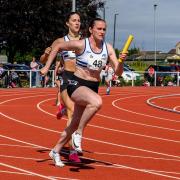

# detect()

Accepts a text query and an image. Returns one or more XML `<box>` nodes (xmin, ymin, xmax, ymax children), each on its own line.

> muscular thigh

<box><xmin>71</xmin><ymin>86</ymin><xmax>101</xmax><ymax>106</ymax></box>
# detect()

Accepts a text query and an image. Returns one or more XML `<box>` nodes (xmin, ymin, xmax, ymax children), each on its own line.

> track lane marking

<box><xmin>0</xmin><ymin>134</ymin><xmax>180</xmax><ymax>180</ymax></box>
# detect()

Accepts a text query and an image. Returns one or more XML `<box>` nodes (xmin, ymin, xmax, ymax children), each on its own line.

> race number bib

<box><xmin>87</xmin><ymin>55</ymin><xmax>106</xmax><ymax>70</ymax></box>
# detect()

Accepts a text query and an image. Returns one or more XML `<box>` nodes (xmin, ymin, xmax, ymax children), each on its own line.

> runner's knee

<box><xmin>91</xmin><ymin>96</ymin><xmax>102</xmax><ymax>111</ymax></box>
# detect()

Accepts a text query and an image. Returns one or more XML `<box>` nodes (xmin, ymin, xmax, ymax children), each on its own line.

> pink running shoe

<box><xmin>69</xmin><ymin>151</ymin><xmax>81</xmax><ymax>163</ymax></box>
<box><xmin>56</xmin><ymin>104</ymin><xmax>66</xmax><ymax>119</ymax></box>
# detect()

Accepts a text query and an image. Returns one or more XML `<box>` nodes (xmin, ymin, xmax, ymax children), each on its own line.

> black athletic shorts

<box><xmin>60</xmin><ymin>70</ymin><xmax>74</xmax><ymax>92</ymax></box>
<box><xmin>67</xmin><ymin>75</ymin><xmax>100</xmax><ymax>97</ymax></box>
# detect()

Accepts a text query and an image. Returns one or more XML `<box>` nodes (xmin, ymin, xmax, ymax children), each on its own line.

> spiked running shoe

<box><xmin>72</xmin><ymin>132</ymin><xmax>82</xmax><ymax>153</ymax></box>
<box><xmin>49</xmin><ymin>150</ymin><xmax>64</xmax><ymax>167</ymax></box>
<box><xmin>69</xmin><ymin>150</ymin><xmax>81</xmax><ymax>163</ymax></box>
<box><xmin>56</xmin><ymin>104</ymin><xmax>66</xmax><ymax>119</ymax></box>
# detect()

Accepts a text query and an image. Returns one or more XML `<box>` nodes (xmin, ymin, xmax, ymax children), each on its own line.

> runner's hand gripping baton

<box><xmin>118</xmin><ymin>34</ymin><xmax>134</xmax><ymax>62</ymax></box>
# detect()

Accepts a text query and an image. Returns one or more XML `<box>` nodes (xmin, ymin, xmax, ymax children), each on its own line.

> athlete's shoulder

<box><xmin>50</xmin><ymin>37</ymin><xmax>64</xmax><ymax>48</ymax></box>
<box><xmin>71</xmin><ymin>39</ymin><xmax>85</xmax><ymax>48</ymax></box>
<box><xmin>55</xmin><ymin>37</ymin><xmax>65</xmax><ymax>43</ymax></box>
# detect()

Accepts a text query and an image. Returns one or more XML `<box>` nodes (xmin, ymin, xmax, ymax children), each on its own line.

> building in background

<box><xmin>126</xmin><ymin>41</ymin><xmax>180</xmax><ymax>65</ymax></box>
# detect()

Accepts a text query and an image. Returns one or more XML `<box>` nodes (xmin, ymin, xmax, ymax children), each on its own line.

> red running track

<box><xmin>0</xmin><ymin>87</ymin><xmax>180</xmax><ymax>180</ymax></box>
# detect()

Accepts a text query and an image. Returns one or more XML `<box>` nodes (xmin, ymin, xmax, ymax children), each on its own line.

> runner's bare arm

<box><xmin>40</xmin><ymin>38</ymin><xmax>63</xmax><ymax>64</ymax></box>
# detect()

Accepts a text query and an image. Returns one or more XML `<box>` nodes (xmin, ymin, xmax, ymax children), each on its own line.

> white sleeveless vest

<box><xmin>60</xmin><ymin>35</ymin><xmax>76</xmax><ymax>61</ymax></box>
<box><xmin>76</xmin><ymin>38</ymin><xmax>108</xmax><ymax>71</ymax></box>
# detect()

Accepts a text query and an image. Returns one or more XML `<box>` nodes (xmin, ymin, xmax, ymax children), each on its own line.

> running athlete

<box><xmin>54</xmin><ymin>58</ymin><xmax>64</xmax><ymax>107</ymax></box>
<box><xmin>104</xmin><ymin>63</ymin><xmax>114</xmax><ymax>95</ymax></box>
<box><xmin>40</xmin><ymin>12</ymin><xmax>82</xmax><ymax>163</ymax></box>
<box><xmin>41</xmin><ymin>18</ymin><xmax>127</xmax><ymax>167</ymax></box>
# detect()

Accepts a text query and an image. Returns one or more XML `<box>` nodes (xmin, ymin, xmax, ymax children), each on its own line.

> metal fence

<box><xmin>0</xmin><ymin>70</ymin><xmax>55</xmax><ymax>88</ymax></box>
<box><xmin>0</xmin><ymin>69</ymin><xmax>179</xmax><ymax>88</ymax></box>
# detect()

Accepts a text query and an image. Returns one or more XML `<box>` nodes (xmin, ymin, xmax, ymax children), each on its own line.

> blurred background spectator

<box><xmin>30</xmin><ymin>56</ymin><xmax>39</xmax><ymax>87</ymax></box>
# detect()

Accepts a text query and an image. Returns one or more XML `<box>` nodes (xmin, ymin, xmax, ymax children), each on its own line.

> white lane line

<box><xmin>2</xmin><ymin>109</ymin><xmax>180</xmax><ymax>159</ymax></box>
<box><xmin>146</xmin><ymin>169</ymin><xmax>180</xmax><ymax>176</ymax></box>
<box><xmin>1</xmin><ymin>90</ymin><xmax>180</xmax><ymax>179</ymax></box>
<box><xmin>1</xmin><ymin>135</ymin><xmax>180</xmax><ymax>180</ymax></box>
<box><xmin>2</xmin><ymin>155</ymin><xmax>180</xmax><ymax>179</ymax></box>
<box><xmin>2</xmin><ymin>96</ymin><xmax>179</xmax><ymax>158</ymax></box>
<box><xmin>147</xmin><ymin>94</ymin><xmax>180</xmax><ymax>114</ymax></box>
<box><xmin>1</xmin><ymin>97</ymin><xmax>180</xmax><ymax>161</ymax></box>
<box><xmin>1</xmin><ymin>157</ymin><xmax>180</xmax><ymax>180</ymax></box>
<box><xmin>0</xmin><ymin>94</ymin><xmax>55</xmax><ymax>105</ymax></box>
<box><xmin>112</xmin><ymin>95</ymin><xmax>180</xmax><ymax>123</ymax></box>
<box><xmin>0</xmin><ymin>170</ymin><xmax>32</xmax><ymax>176</ymax></box>
<box><xmin>0</xmin><ymin>143</ymin><xmax>38</xmax><ymax>148</ymax></box>
<box><xmin>1</xmin><ymin>143</ymin><xmax>180</xmax><ymax>163</ymax></box>
<box><xmin>1</xmin><ymin>109</ymin><xmax>180</xmax><ymax>160</ymax></box>
<box><xmin>0</xmin><ymin>134</ymin><xmax>48</xmax><ymax>149</ymax></box>
<box><xmin>0</xmin><ymin>163</ymin><xmax>79</xmax><ymax>180</ymax></box>
<box><xmin>0</xmin><ymin>142</ymin><xmax>180</xmax><ymax>163</ymax></box>
<box><xmin>0</xmin><ymin>154</ymin><xmax>45</xmax><ymax>161</ymax></box>
<box><xmin>86</xmin><ymin>123</ymin><xmax>180</xmax><ymax>143</ymax></box>
<box><xmin>91</xmin><ymin>152</ymin><xmax>180</xmax><ymax>162</ymax></box>
<box><xmin>37</xmin><ymin>98</ymin><xmax>180</xmax><ymax>143</ymax></box>
<box><xmin>37</xmin><ymin>97</ymin><xmax>58</xmax><ymax>116</ymax></box>
<box><xmin>0</xmin><ymin>137</ymin><xmax>79</xmax><ymax>180</ymax></box>
<box><xmin>97</xmin><ymin>113</ymin><xmax>180</xmax><ymax>132</ymax></box>
<box><xmin>0</xmin><ymin>112</ymin><xmax>60</xmax><ymax>133</ymax></box>
<box><xmin>83</xmin><ymin>136</ymin><xmax>180</xmax><ymax>159</ymax></box>
<box><xmin>0</xmin><ymin>170</ymin><xmax>79</xmax><ymax>180</ymax></box>
<box><xmin>0</xmin><ymin>91</ymin><xmax>47</xmax><ymax>97</ymax></box>
<box><xmin>174</xmin><ymin>106</ymin><xmax>180</xmax><ymax>112</ymax></box>
<box><xmin>1</xmin><ymin>131</ymin><xmax>180</xmax><ymax>162</ymax></box>
<box><xmin>0</xmin><ymin>162</ymin><xmax>56</xmax><ymax>180</ymax></box>
<box><xmin>2</xmin><ymin>92</ymin><xmax>179</xmax><ymax>134</ymax></box>
<box><xmin>99</xmin><ymin>164</ymin><xmax>180</xmax><ymax>180</ymax></box>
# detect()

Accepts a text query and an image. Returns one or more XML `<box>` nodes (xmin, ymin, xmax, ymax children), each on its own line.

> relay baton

<box><xmin>118</xmin><ymin>34</ymin><xmax>134</xmax><ymax>62</ymax></box>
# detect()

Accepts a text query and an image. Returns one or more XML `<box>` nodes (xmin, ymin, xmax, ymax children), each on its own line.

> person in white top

<box><xmin>54</xmin><ymin>58</ymin><xmax>64</xmax><ymax>106</ymax></box>
<box><xmin>0</xmin><ymin>63</ymin><xmax>5</xmax><ymax>78</ymax></box>
<box><xmin>41</xmin><ymin>18</ymin><xmax>127</xmax><ymax>167</ymax></box>
<box><xmin>40</xmin><ymin>12</ymin><xmax>82</xmax><ymax>163</ymax></box>
<box><xmin>104</xmin><ymin>63</ymin><xmax>114</xmax><ymax>94</ymax></box>
<box><xmin>30</xmin><ymin>56</ymin><xmax>39</xmax><ymax>87</ymax></box>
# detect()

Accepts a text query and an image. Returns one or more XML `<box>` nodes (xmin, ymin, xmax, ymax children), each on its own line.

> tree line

<box><xmin>0</xmin><ymin>0</ymin><xmax>104</xmax><ymax>63</ymax></box>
